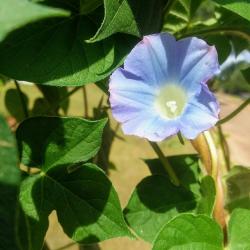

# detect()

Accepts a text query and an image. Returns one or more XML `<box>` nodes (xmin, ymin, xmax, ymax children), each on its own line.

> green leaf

<box><xmin>0</xmin><ymin>115</ymin><xmax>20</xmax><ymax>185</ymax></box>
<box><xmin>163</xmin><ymin>0</ymin><xmax>203</xmax><ymax>34</ymax></box>
<box><xmin>89</xmin><ymin>0</ymin><xmax>167</xmax><ymax>42</ymax></box>
<box><xmin>152</xmin><ymin>214</ymin><xmax>223</xmax><ymax>250</ymax></box>
<box><xmin>0</xmin><ymin>115</ymin><xmax>20</xmax><ymax>250</ymax></box>
<box><xmin>16</xmin><ymin>116</ymin><xmax>107</xmax><ymax>170</ymax></box>
<box><xmin>80</xmin><ymin>0</ymin><xmax>103</xmax><ymax>14</ymax></box>
<box><xmin>0</xmin><ymin>0</ymin><xmax>69</xmax><ymax>42</ymax></box>
<box><xmin>0</xmin><ymin>1</ymin><xmax>136</xmax><ymax>86</ymax></box>
<box><xmin>213</xmin><ymin>0</ymin><xmax>250</xmax><ymax>22</ymax></box>
<box><xmin>125</xmin><ymin>155</ymin><xmax>216</xmax><ymax>242</ymax></box>
<box><xmin>4</xmin><ymin>88</ymin><xmax>29</xmax><ymax>122</ymax></box>
<box><xmin>146</xmin><ymin>154</ymin><xmax>201</xmax><ymax>195</ymax></box>
<box><xmin>18</xmin><ymin>174</ymin><xmax>50</xmax><ymax>250</ymax></box>
<box><xmin>228</xmin><ymin>208</ymin><xmax>250</xmax><ymax>250</ymax></box>
<box><xmin>124</xmin><ymin>175</ymin><xmax>197</xmax><ymax>242</ymax></box>
<box><xmin>16</xmin><ymin>205</ymin><xmax>49</xmax><ymax>250</ymax></box>
<box><xmin>19</xmin><ymin>163</ymin><xmax>131</xmax><ymax>244</ymax></box>
<box><xmin>224</xmin><ymin>165</ymin><xmax>250</xmax><ymax>212</ymax></box>
<box><xmin>242</xmin><ymin>67</ymin><xmax>250</xmax><ymax>83</ymax></box>
<box><xmin>196</xmin><ymin>176</ymin><xmax>216</xmax><ymax>216</ymax></box>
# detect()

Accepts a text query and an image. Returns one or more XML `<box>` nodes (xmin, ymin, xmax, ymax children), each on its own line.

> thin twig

<box><xmin>217</xmin><ymin>98</ymin><xmax>250</xmax><ymax>125</ymax></box>
<box><xmin>82</xmin><ymin>85</ymin><xmax>89</xmax><ymax>118</ymax></box>
<box><xmin>149</xmin><ymin>141</ymin><xmax>180</xmax><ymax>186</ymax></box>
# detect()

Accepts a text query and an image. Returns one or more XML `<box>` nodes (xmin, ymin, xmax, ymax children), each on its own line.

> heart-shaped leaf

<box><xmin>19</xmin><ymin>163</ymin><xmax>131</xmax><ymax>244</ymax></box>
<box><xmin>16</xmin><ymin>116</ymin><xmax>107</xmax><ymax>170</ymax></box>
<box><xmin>152</xmin><ymin>214</ymin><xmax>223</xmax><ymax>250</ymax></box>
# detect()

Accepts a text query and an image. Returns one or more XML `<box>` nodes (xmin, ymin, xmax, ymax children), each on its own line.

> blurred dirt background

<box><xmin>0</xmin><ymin>83</ymin><xmax>249</xmax><ymax>250</ymax></box>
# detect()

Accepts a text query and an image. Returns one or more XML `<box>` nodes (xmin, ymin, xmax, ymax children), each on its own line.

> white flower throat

<box><xmin>165</xmin><ymin>100</ymin><xmax>178</xmax><ymax>114</ymax></box>
<box><xmin>155</xmin><ymin>84</ymin><xmax>187</xmax><ymax>119</ymax></box>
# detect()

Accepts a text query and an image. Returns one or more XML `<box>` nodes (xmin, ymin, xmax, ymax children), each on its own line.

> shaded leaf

<box><xmin>16</xmin><ymin>116</ymin><xmax>107</xmax><ymax>170</ymax></box>
<box><xmin>0</xmin><ymin>115</ymin><xmax>20</xmax><ymax>185</ymax></box>
<box><xmin>80</xmin><ymin>0</ymin><xmax>103</xmax><ymax>14</ymax></box>
<box><xmin>19</xmin><ymin>163</ymin><xmax>131</xmax><ymax>244</ymax></box>
<box><xmin>4</xmin><ymin>88</ymin><xmax>29</xmax><ymax>122</ymax></box>
<box><xmin>242</xmin><ymin>67</ymin><xmax>250</xmax><ymax>83</ymax></box>
<box><xmin>0</xmin><ymin>115</ymin><xmax>20</xmax><ymax>250</ymax></box>
<box><xmin>152</xmin><ymin>214</ymin><xmax>223</xmax><ymax>250</ymax></box>
<box><xmin>224</xmin><ymin>165</ymin><xmax>250</xmax><ymax>212</ymax></box>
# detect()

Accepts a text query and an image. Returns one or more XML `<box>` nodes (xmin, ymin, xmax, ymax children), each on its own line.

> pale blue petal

<box><xmin>124</xmin><ymin>33</ymin><xmax>219</xmax><ymax>96</ymax></box>
<box><xmin>121</xmin><ymin>113</ymin><xmax>180</xmax><ymax>141</ymax></box>
<box><xmin>175</xmin><ymin>37</ymin><xmax>219</xmax><ymax>95</ymax></box>
<box><xmin>109</xmin><ymin>68</ymin><xmax>156</xmax><ymax>124</ymax></box>
<box><xmin>109</xmin><ymin>68</ymin><xmax>156</xmax><ymax>109</ymax></box>
<box><xmin>124</xmin><ymin>33</ymin><xmax>176</xmax><ymax>86</ymax></box>
<box><xmin>179</xmin><ymin>85</ymin><xmax>219</xmax><ymax>139</ymax></box>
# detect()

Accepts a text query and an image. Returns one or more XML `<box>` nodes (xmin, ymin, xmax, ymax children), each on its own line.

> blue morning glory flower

<box><xmin>109</xmin><ymin>33</ymin><xmax>220</xmax><ymax>141</ymax></box>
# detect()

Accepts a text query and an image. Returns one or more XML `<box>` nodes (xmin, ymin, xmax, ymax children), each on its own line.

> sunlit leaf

<box><xmin>213</xmin><ymin>0</ymin><xmax>250</xmax><ymax>22</ymax></box>
<box><xmin>16</xmin><ymin>116</ymin><xmax>107</xmax><ymax>170</ymax></box>
<box><xmin>228</xmin><ymin>208</ymin><xmax>250</xmax><ymax>250</ymax></box>
<box><xmin>89</xmin><ymin>0</ymin><xmax>167</xmax><ymax>42</ymax></box>
<box><xmin>152</xmin><ymin>214</ymin><xmax>223</xmax><ymax>250</ymax></box>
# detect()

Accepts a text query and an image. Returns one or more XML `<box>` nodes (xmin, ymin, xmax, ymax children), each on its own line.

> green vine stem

<box><xmin>14</xmin><ymin>80</ymin><xmax>29</xmax><ymax>119</ymax></box>
<box><xmin>149</xmin><ymin>141</ymin><xmax>180</xmax><ymax>186</ymax></box>
<box><xmin>217</xmin><ymin>98</ymin><xmax>250</xmax><ymax>125</ymax></box>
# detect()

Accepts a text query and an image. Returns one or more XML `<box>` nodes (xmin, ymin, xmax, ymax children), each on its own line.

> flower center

<box><xmin>155</xmin><ymin>84</ymin><xmax>187</xmax><ymax>119</ymax></box>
